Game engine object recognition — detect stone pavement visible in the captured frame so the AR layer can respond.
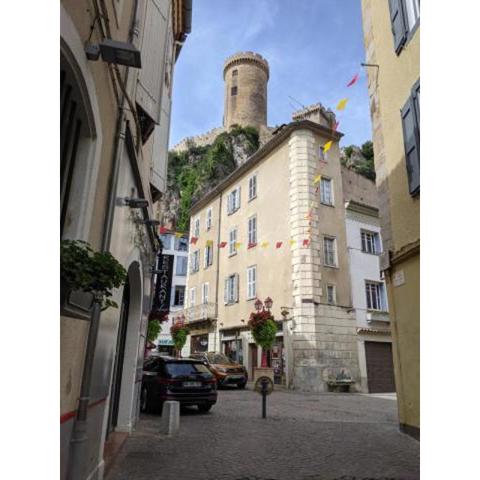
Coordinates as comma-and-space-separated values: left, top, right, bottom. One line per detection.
107, 388, 419, 480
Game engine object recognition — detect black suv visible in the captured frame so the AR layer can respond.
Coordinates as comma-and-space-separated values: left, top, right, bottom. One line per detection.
140, 356, 217, 413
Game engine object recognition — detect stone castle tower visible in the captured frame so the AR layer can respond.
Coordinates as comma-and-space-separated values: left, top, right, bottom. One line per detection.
172, 51, 274, 152
223, 51, 269, 130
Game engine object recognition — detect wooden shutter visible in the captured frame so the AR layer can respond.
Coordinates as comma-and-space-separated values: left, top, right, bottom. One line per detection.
234, 274, 239, 302
136, 0, 170, 123
224, 278, 229, 304
236, 186, 241, 209
401, 94, 420, 196
389, 0, 408, 54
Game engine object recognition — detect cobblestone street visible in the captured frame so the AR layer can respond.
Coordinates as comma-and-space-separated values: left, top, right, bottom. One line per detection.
107, 388, 419, 480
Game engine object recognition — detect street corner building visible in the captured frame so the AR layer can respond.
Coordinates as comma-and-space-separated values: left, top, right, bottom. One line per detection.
60, 1, 192, 479
360, 0, 420, 438
175, 51, 395, 395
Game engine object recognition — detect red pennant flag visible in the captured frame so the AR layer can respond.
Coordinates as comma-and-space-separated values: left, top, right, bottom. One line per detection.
346, 73, 359, 87
190, 236, 198, 245
303, 239, 310, 247
159, 226, 169, 234
219, 241, 227, 248
276, 242, 283, 249
247, 242, 257, 249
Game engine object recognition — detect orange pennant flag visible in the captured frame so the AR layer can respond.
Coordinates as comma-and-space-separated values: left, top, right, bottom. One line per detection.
314, 175, 322, 184
206, 240, 213, 247
289, 239, 296, 247
260, 241, 270, 248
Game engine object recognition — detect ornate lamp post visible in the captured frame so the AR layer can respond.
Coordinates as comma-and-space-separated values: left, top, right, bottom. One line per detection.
254, 297, 263, 312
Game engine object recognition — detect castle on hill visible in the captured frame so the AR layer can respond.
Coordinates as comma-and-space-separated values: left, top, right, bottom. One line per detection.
172, 51, 338, 152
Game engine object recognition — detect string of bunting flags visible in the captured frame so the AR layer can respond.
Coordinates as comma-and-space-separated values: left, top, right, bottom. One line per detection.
158, 70, 362, 253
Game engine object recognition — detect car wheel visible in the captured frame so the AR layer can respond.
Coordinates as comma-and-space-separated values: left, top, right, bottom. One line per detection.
140, 387, 149, 413
238, 382, 247, 389
198, 404, 212, 413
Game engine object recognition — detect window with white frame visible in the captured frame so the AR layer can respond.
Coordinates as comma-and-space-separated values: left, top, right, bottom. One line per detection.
229, 228, 238, 256
201, 282, 209, 304
247, 266, 257, 300
190, 250, 199, 273
227, 186, 241, 214
224, 273, 239, 304
189, 287, 196, 307
174, 286, 185, 306
323, 236, 337, 267
176, 256, 188, 276
365, 281, 387, 311
320, 177, 333, 205
174, 237, 188, 251
248, 175, 257, 201
204, 244, 213, 268
160, 234, 171, 250
248, 215, 257, 245
361, 230, 381, 254
318, 145, 326, 162
326, 284, 336, 305
206, 207, 212, 231
193, 217, 200, 237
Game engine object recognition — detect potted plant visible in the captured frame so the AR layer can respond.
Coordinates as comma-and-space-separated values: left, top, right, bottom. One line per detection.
170, 317, 189, 357
60, 239, 127, 312
248, 297, 277, 383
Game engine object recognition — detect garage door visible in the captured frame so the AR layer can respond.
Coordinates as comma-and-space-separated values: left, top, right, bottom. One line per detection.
365, 342, 396, 393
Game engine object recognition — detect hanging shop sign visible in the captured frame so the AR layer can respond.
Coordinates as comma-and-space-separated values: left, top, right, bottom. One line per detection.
154, 253, 174, 315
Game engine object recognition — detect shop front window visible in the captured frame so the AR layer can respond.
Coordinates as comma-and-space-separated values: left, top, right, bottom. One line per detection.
191, 334, 209, 353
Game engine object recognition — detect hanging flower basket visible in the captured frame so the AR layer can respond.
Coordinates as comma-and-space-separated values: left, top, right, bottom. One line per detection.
248, 310, 277, 350
170, 320, 189, 355
148, 310, 169, 323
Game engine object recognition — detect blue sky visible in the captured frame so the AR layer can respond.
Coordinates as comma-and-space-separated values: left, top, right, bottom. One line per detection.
170, 0, 371, 148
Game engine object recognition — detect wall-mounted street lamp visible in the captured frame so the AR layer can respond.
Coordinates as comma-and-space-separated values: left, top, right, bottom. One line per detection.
264, 297, 273, 311
124, 197, 149, 208
137, 219, 160, 226
254, 298, 263, 312
85, 39, 142, 68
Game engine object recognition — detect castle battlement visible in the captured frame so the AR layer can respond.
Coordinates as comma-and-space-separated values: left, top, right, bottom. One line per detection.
223, 51, 270, 80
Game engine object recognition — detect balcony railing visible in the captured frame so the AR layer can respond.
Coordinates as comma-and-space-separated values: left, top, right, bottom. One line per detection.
175, 302, 218, 324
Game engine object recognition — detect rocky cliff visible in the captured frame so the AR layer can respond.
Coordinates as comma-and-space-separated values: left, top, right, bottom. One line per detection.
159, 126, 260, 232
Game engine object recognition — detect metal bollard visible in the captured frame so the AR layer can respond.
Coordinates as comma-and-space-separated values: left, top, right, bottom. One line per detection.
159, 401, 180, 436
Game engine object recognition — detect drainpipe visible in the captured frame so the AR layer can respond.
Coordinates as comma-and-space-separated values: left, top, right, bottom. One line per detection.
67, 3, 140, 480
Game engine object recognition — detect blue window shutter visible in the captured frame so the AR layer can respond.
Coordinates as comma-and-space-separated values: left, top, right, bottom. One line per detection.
389, 0, 408, 54
401, 95, 420, 196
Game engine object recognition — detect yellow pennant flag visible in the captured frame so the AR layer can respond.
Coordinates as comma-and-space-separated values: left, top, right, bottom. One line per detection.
336, 98, 348, 111
260, 241, 270, 248
174, 232, 183, 238
289, 239, 296, 247
323, 140, 333, 153
314, 175, 322, 184
206, 240, 213, 247
234, 242, 242, 249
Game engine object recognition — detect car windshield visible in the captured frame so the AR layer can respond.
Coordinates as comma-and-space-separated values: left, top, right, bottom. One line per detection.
165, 362, 211, 378
206, 353, 234, 365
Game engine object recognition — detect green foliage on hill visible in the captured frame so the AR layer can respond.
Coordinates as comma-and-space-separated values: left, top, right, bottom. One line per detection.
341, 140, 376, 181
168, 126, 260, 232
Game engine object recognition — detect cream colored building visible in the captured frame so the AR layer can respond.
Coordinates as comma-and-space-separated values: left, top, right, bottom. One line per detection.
60, 1, 191, 479
361, 0, 420, 439
179, 104, 364, 392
